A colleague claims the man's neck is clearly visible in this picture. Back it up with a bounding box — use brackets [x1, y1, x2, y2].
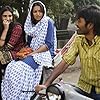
[85, 30, 95, 41]
[85, 31, 95, 46]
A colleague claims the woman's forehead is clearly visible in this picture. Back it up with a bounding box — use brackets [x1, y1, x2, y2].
[2, 11, 12, 15]
[33, 5, 41, 10]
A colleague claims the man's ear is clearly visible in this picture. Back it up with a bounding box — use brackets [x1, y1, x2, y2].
[88, 23, 94, 29]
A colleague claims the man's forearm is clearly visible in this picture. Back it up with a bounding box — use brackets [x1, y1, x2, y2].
[44, 59, 68, 87]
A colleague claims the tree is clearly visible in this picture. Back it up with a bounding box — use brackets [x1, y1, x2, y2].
[44, 0, 74, 29]
[1, 0, 100, 29]
[72, 0, 100, 11]
[71, 0, 100, 22]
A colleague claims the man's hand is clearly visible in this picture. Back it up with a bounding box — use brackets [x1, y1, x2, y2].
[35, 85, 47, 93]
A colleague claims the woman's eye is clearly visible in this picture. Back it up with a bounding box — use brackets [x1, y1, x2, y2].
[33, 11, 37, 13]
[9, 15, 12, 17]
[3, 15, 7, 17]
[2, 15, 12, 17]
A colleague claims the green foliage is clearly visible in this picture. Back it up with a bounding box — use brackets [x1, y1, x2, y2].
[1, 0, 100, 28]
[71, 0, 100, 11]
[43, 0, 74, 29]
[49, 0, 74, 17]
[44, 0, 73, 18]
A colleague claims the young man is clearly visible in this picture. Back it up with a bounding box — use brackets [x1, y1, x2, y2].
[35, 5, 100, 100]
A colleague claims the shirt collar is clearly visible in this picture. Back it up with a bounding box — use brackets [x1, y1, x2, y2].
[82, 35, 100, 46]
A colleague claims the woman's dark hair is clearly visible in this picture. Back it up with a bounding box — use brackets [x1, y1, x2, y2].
[0, 6, 13, 22]
[0, 6, 15, 43]
[30, 2, 45, 24]
[76, 5, 100, 36]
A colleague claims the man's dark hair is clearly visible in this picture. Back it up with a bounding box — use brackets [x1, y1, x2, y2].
[76, 5, 100, 36]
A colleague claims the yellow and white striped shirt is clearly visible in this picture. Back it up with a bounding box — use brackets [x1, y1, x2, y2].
[63, 35, 100, 94]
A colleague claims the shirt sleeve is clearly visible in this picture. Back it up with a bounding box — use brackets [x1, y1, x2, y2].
[8, 24, 22, 47]
[63, 37, 79, 65]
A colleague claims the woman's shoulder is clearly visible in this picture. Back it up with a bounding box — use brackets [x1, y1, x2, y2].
[14, 22, 22, 27]
[48, 19, 54, 25]
[12, 22, 22, 29]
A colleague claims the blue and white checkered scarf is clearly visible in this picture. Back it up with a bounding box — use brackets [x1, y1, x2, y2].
[24, 1, 52, 66]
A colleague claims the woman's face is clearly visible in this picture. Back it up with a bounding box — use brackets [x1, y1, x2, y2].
[2, 11, 13, 23]
[32, 5, 43, 21]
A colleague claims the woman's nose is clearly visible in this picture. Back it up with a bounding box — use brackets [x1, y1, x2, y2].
[6, 16, 10, 21]
[36, 12, 40, 15]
